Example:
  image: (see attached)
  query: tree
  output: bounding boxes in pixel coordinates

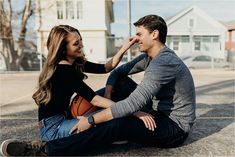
[0,0,32,71]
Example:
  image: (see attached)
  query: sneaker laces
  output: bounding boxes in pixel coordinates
[26,140,43,149]
[25,140,47,156]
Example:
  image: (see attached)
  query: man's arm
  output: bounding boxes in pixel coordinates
[70,66,160,134]
[70,54,177,133]
[110,55,178,118]
[70,107,113,134]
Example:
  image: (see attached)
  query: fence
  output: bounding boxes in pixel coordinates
[0,36,234,72]
[0,36,130,72]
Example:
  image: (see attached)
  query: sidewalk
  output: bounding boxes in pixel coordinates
[0,69,234,156]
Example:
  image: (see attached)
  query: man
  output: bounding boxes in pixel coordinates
[1,14,196,156]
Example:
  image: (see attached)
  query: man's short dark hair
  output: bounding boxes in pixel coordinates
[134,15,167,44]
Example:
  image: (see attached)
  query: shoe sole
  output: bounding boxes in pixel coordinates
[0,139,13,156]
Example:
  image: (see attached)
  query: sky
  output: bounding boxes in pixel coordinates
[111,0,235,37]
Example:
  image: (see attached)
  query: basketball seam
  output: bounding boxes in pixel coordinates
[77,97,84,116]
[71,96,82,117]
[84,106,96,115]
[71,96,97,117]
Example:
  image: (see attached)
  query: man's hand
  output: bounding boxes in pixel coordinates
[70,108,114,135]
[69,117,92,134]
[133,111,156,131]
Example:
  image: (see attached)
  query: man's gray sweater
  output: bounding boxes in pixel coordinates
[107,46,196,132]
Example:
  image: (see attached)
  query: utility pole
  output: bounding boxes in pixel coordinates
[127,0,131,62]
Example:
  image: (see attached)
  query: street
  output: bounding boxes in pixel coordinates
[0,69,234,156]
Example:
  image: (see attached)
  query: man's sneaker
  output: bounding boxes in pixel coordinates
[0,139,47,156]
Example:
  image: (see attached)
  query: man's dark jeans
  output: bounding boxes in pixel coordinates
[46,77,188,156]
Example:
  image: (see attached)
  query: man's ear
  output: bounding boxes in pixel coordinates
[152,30,159,40]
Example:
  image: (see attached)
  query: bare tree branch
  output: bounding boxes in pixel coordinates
[0,0,33,70]
[7,0,12,26]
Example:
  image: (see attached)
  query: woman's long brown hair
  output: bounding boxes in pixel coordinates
[32,25,86,106]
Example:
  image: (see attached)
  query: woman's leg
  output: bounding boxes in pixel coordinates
[39,111,98,141]
[56,118,79,138]
[56,110,102,139]
[39,114,65,142]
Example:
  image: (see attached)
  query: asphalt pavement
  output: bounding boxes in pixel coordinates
[0,69,234,156]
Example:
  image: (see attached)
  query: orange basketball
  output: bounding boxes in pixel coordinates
[70,95,98,118]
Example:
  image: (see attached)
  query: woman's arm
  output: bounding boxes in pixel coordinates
[83,37,137,74]
[90,95,114,108]
[75,80,114,108]
[70,107,156,134]
[104,54,148,99]
[104,37,137,72]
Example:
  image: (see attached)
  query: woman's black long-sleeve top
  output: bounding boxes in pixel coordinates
[38,61,106,121]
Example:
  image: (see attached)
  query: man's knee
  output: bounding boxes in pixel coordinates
[112,77,137,101]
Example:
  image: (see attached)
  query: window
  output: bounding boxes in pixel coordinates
[56,0,82,20]
[66,1,74,19]
[181,36,189,43]
[194,36,201,41]
[194,41,201,51]
[56,1,63,19]
[212,36,219,43]
[77,1,83,19]
[202,37,211,43]
[166,36,172,46]
[166,36,172,42]
[173,41,179,51]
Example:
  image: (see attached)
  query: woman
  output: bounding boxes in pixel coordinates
[32,25,137,142]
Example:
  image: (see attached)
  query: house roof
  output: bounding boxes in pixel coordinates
[166,5,227,31]
[221,20,235,31]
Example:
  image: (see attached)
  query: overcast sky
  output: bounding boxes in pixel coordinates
[112,0,235,37]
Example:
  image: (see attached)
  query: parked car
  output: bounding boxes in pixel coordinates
[21,52,46,71]
[183,55,231,69]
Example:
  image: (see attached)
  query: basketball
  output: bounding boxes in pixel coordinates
[70,94,98,118]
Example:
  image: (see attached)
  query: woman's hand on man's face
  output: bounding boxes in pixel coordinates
[121,36,138,52]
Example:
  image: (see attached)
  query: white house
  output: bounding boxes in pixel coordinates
[166,6,227,59]
[35,0,114,63]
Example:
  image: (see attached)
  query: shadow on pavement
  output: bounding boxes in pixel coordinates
[196,79,234,96]
[184,79,235,145]
[185,102,234,145]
